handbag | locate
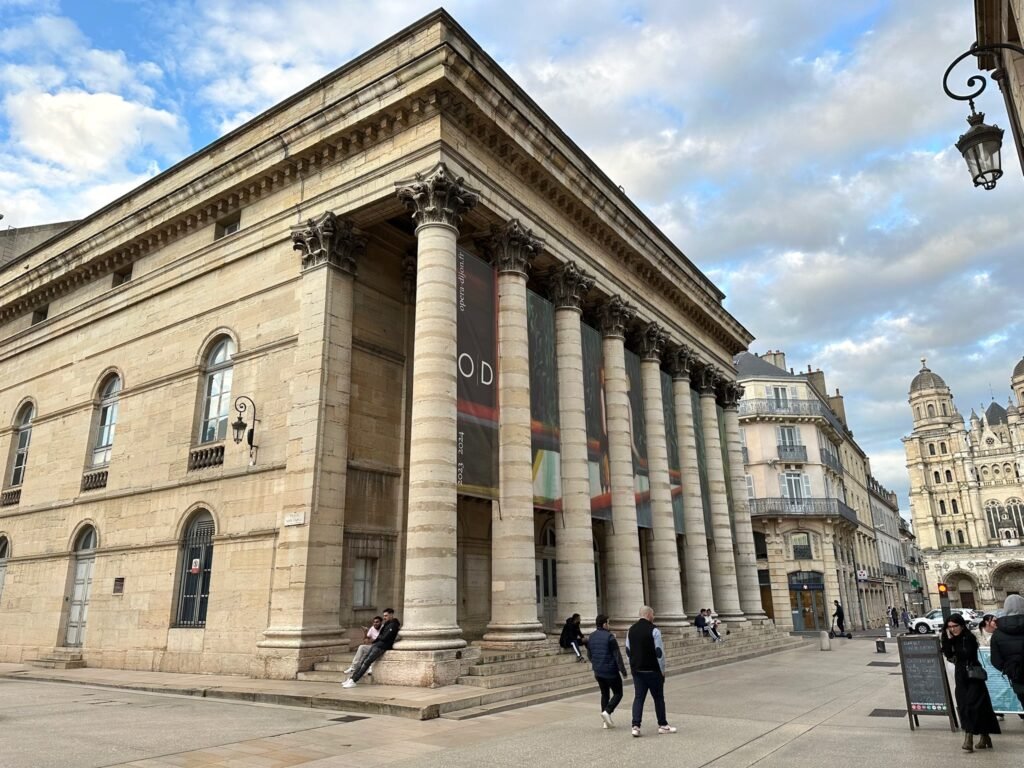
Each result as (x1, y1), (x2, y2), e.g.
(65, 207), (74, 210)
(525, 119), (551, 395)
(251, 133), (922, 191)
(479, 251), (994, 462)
(967, 664), (988, 681)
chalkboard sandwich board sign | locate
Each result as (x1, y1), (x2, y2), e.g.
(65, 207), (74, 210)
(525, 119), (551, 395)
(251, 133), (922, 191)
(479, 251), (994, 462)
(897, 634), (958, 731)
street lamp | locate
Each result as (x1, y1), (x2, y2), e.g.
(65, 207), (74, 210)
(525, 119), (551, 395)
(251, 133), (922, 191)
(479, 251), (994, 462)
(231, 395), (259, 465)
(943, 42), (1024, 189)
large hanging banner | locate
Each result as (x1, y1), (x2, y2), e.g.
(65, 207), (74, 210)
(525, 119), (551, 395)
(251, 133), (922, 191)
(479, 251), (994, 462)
(527, 290), (561, 509)
(581, 323), (612, 520)
(691, 388), (713, 533)
(624, 350), (652, 528)
(661, 370), (684, 534)
(456, 248), (498, 498)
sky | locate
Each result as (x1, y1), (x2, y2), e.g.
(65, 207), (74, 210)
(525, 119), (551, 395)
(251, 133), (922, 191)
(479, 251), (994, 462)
(1, 0), (1022, 514)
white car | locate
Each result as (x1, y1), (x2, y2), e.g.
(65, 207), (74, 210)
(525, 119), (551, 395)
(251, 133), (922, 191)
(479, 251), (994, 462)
(910, 608), (981, 634)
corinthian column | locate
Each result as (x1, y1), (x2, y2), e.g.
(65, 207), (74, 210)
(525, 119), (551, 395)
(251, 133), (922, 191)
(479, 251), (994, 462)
(597, 296), (645, 627)
(550, 262), (598, 627)
(258, 212), (365, 678)
(696, 365), (744, 621)
(393, 163), (478, 653)
(481, 220), (546, 645)
(637, 323), (687, 628)
(670, 347), (714, 615)
(721, 382), (766, 619)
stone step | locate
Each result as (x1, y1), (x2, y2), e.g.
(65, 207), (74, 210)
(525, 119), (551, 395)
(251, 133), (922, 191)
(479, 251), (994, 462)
(314, 661), (357, 673)
(25, 658), (86, 670)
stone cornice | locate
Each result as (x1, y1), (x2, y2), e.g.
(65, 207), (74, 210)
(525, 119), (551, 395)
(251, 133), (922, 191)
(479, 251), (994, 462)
(476, 218), (542, 275)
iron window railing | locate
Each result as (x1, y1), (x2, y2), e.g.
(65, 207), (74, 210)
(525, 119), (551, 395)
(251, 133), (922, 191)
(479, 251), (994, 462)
(738, 398), (846, 433)
(777, 444), (808, 462)
(820, 449), (844, 474)
(749, 497), (859, 527)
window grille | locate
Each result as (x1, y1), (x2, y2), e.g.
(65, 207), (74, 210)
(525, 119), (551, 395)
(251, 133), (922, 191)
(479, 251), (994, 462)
(175, 515), (214, 627)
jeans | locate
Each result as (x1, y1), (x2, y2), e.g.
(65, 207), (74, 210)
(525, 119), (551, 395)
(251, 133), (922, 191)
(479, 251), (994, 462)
(351, 643), (387, 682)
(631, 670), (667, 727)
(350, 643), (372, 670)
(596, 675), (623, 714)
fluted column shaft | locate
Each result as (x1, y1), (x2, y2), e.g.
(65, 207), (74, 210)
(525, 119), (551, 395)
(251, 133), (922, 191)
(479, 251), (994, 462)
(722, 398), (765, 619)
(671, 351), (714, 614)
(483, 221), (545, 644)
(599, 298), (645, 626)
(551, 262), (597, 627)
(638, 325), (687, 627)
(395, 164), (478, 650)
(697, 370), (744, 620)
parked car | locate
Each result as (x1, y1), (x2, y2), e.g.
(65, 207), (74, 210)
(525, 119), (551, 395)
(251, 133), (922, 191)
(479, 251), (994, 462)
(910, 608), (981, 634)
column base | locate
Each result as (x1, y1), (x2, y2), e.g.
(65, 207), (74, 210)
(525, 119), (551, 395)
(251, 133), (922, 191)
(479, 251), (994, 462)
(717, 612), (748, 623)
(481, 622), (547, 647)
(393, 625), (467, 651)
(374, 646), (482, 688)
(255, 626), (349, 678)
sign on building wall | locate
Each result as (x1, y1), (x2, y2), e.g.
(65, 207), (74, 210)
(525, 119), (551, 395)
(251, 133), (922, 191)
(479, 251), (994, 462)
(624, 350), (652, 528)
(581, 323), (612, 520)
(527, 290), (561, 509)
(456, 249), (498, 498)
(661, 370), (684, 534)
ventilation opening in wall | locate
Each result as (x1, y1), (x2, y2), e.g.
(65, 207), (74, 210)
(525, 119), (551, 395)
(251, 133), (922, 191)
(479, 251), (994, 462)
(112, 264), (133, 287)
(31, 305), (48, 325)
(215, 213), (241, 240)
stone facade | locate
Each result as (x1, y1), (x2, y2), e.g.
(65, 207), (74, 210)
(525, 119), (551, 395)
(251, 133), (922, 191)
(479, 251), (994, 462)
(736, 351), (904, 632)
(903, 358), (1024, 613)
(974, 0), (1024, 177)
(0, 11), (765, 684)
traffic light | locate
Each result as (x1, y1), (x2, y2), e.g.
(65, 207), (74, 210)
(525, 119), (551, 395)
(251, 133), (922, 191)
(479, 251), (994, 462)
(937, 583), (948, 595)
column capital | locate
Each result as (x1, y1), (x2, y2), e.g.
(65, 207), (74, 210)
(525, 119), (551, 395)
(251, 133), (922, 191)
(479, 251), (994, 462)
(694, 364), (724, 395)
(291, 211), (365, 274)
(668, 344), (700, 379)
(395, 162), (479, 231)
(478, 218), (543, 275)
(547, 260), (595, 310)
(596, 295), (637, 338)
(635, 322), (668, 361)
(720, 380), (745, 410)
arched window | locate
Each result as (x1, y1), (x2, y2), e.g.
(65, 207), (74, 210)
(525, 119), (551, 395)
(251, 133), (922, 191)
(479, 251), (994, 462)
(8, 404), (34, 487)
(944, 530), (953, 545)
(945, 470), (953, 483)
(934, 471), (941, 483)
(927, 404), (936, 417)
(952, 499), (959, 514)
(0, 535), (8, 604)
(957, 529), (965, 544)
(940, 442), (948, 454)
(75, 526), (97, 551)
(986, 501), (1003, 538)
(91, 375), (121, 466)
(916, 406), (922, 419)
(929, 443), (936, 456)
(199, 338), (235, 443)
(942, 402), (948, 415)
(175, 511), (215, 627)
(939, 500), (947, 514)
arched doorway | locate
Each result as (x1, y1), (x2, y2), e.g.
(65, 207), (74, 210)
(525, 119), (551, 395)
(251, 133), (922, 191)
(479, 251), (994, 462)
(945, 571), (979, 610)
(788, 571), (827, 631)
(991, 562), (1024, 603)
(535, 520), (557, 631)
(64, 526), (97, 647)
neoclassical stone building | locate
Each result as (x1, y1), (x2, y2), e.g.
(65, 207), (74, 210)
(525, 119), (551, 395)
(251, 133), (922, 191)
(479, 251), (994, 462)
(904, 358), (1024, 613)
(0, 11), (766, 685)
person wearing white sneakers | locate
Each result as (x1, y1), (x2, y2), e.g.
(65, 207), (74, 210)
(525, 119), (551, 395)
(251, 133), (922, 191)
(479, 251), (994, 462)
(342, 608), (400, 688)
(625, 605), (677, 737)
(586, 614), (627, 729)
(343, 615), (383, 676)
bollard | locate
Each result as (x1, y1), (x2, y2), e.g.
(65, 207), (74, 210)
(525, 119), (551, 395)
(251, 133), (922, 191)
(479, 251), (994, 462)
(875, 638), (886, 653)
(819, 631), (832, 651)
(885, 623), (892, 638)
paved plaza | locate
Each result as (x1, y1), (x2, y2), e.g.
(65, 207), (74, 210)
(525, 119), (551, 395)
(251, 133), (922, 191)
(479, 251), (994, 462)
(2, 637), (1022, 768)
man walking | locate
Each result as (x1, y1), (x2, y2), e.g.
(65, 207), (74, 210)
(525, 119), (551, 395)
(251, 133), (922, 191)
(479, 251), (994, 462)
(343, 608), (400, 688)
(588, 614), (627, 728)
(625, 605), (677, 737)
(832, 600), (845, 635)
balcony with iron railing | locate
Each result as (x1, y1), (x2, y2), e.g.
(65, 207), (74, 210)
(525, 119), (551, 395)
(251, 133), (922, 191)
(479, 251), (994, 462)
(749, 497), (859, 527)
(820, 449), (844, 474)
(777, 444), (808, 462)
(738, 398), (846, 434)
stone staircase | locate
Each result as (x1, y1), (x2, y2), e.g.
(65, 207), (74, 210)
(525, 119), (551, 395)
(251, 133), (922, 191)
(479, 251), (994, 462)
(26, 647), (86, 670)
(298, 620), (807, 719)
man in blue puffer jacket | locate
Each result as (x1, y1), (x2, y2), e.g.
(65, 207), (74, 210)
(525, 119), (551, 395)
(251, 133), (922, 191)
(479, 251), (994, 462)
(587, 613), (627, 728)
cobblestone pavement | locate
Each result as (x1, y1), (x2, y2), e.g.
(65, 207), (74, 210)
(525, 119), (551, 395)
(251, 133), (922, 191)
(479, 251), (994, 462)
(2, 638), (1022, 768)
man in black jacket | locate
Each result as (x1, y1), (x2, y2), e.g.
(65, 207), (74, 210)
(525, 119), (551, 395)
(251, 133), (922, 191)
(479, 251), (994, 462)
(343, 608), (400, 688)
(832, 601), (845, 634)
(559, 613), (587, 661)
(625, 605), (677, 737)
(991, 594), (1024, 709)
(588, 614), (627, 728)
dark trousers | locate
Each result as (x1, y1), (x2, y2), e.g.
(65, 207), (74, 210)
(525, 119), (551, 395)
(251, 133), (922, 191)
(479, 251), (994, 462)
(596, 675), (623, 714)
(631, 670), (667, 727)
(351, 642), (387, 682)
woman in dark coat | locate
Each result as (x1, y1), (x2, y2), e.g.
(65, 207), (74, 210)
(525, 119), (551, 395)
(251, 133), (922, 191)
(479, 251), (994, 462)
(941, 612), (1000, 751)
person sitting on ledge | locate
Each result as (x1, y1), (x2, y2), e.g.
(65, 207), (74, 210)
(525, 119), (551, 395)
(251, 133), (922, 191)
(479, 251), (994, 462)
(343, 608), (400, 688)
(560, 613), (588, 662)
